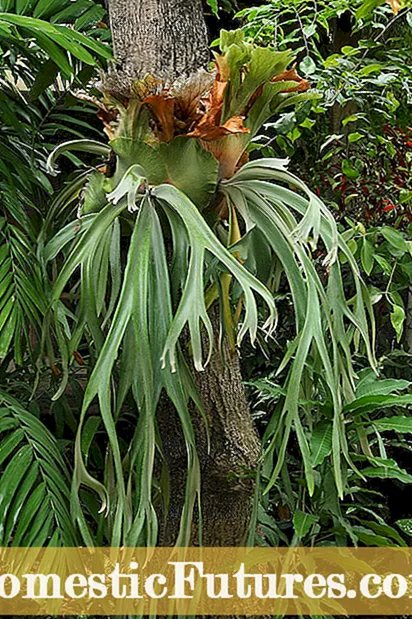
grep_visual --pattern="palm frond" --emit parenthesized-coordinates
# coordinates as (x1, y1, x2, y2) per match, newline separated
(0, 3, 111, 79)
(0, 1, 112, 365)
(0, 214, 47, 363)
(0, 392, 78, 546)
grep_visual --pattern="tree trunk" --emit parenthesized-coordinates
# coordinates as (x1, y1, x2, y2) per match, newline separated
(157, 309, 260, 547)
(106, 0, 261, 547)
(106, 0, 210, 88)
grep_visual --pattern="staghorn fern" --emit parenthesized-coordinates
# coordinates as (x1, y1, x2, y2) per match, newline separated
(44, 31, 375, 546)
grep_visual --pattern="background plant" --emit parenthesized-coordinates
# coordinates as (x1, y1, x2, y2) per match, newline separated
(0, 0, 111, 547)
(232, 0, 412, 548)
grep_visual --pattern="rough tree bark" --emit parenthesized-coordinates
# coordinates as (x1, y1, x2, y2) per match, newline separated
(105, 0, 261, 548)
(157, 309, 260, 547)
(107, 0, 210, 85)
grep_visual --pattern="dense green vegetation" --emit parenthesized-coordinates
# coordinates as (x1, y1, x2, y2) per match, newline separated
(0, 0, 411, 556)
(233, 0, 412, 547)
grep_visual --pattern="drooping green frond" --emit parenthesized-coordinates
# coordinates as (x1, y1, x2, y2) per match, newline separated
(153, 184, 277, 371)
(221, 158, 376, 497)
(47, 139, 112, 173)
(0, 392, 78, 547)
(44, 168, 280, 544)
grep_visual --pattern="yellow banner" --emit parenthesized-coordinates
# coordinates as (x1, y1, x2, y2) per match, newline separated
(1, 547, 412, 615)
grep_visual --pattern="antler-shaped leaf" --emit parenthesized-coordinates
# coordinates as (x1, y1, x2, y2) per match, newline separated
(47, 139, 111, 172)
(153, 184, 277, 372)
(222, 160, 375, 497)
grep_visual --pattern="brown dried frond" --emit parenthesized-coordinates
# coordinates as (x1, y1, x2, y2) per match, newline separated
(100, 68, 166, 101)
(97, 108, 119, 140)
(186, 76, 249, 141)
(189, 115, 248, 142)
(170, 70, 215, 118)
(387, 0, 401, 13)
(143, 94, 175, 142)
(271, 64, 310, 92)
(131, 74, 165, 99)
(213, 53, 230, 83)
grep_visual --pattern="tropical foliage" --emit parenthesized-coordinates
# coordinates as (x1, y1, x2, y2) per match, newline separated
(41, 27, 377, 546)
(0, 0, 110, 364)
(0, 0, 411, 558)
(233, 0, 412, 547)
(0, 0, 110, 546)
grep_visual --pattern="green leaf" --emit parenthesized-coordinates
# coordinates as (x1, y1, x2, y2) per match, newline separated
(50, 201, 127, 302)
(352, 525, 394, 547)
(356, 374, 410, 398)
(391, 304, 405, 342)
(153, 184, 277, 371)
(299, 55, 316, 76)
(342, 114, 365, 126)
(15, 0, 37, 14)
(374, 254, 392, 274)
(51, 0, 90, 23)
(111, 137, 219, 210)
(345, 394, 412, 414)
(361, 238, 374, 275)
(226, 46, 293, 119)
(362, 466, 412, 484)
(361, 521, 406, 546)
(400, 189, 412, 203)
(82, 170, 107, 214)
(0, 13, 111, 62)
(58, 25, 112, 60)
(381, 227, 408, 253)
(29, 59, 59, 99)
(74, 5, 105, 29)
(159, 137, 219, 209)
(0, 0, 14, 10)
(375, 417, 412, 434)
(293, 509, 319, 539)
(30, 28, 72, 77)
(356, 0, 384, 19)
(206, 0, 219, 16)
(81, 416, 101, 460)
(342, 159, 360, 180)
(47, 139, 111, 172)
(311, 421, 333, 466)
(348, 132, 363, 143)
(224, 158, 375, 498)
(33, 0, 68, 19)
(0, 393, 77, 547)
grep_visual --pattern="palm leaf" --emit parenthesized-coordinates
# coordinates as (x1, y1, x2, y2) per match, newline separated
(0, 205, 47, 363)
(0, 3, 112, 363)
(0, 392, 78, 546)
